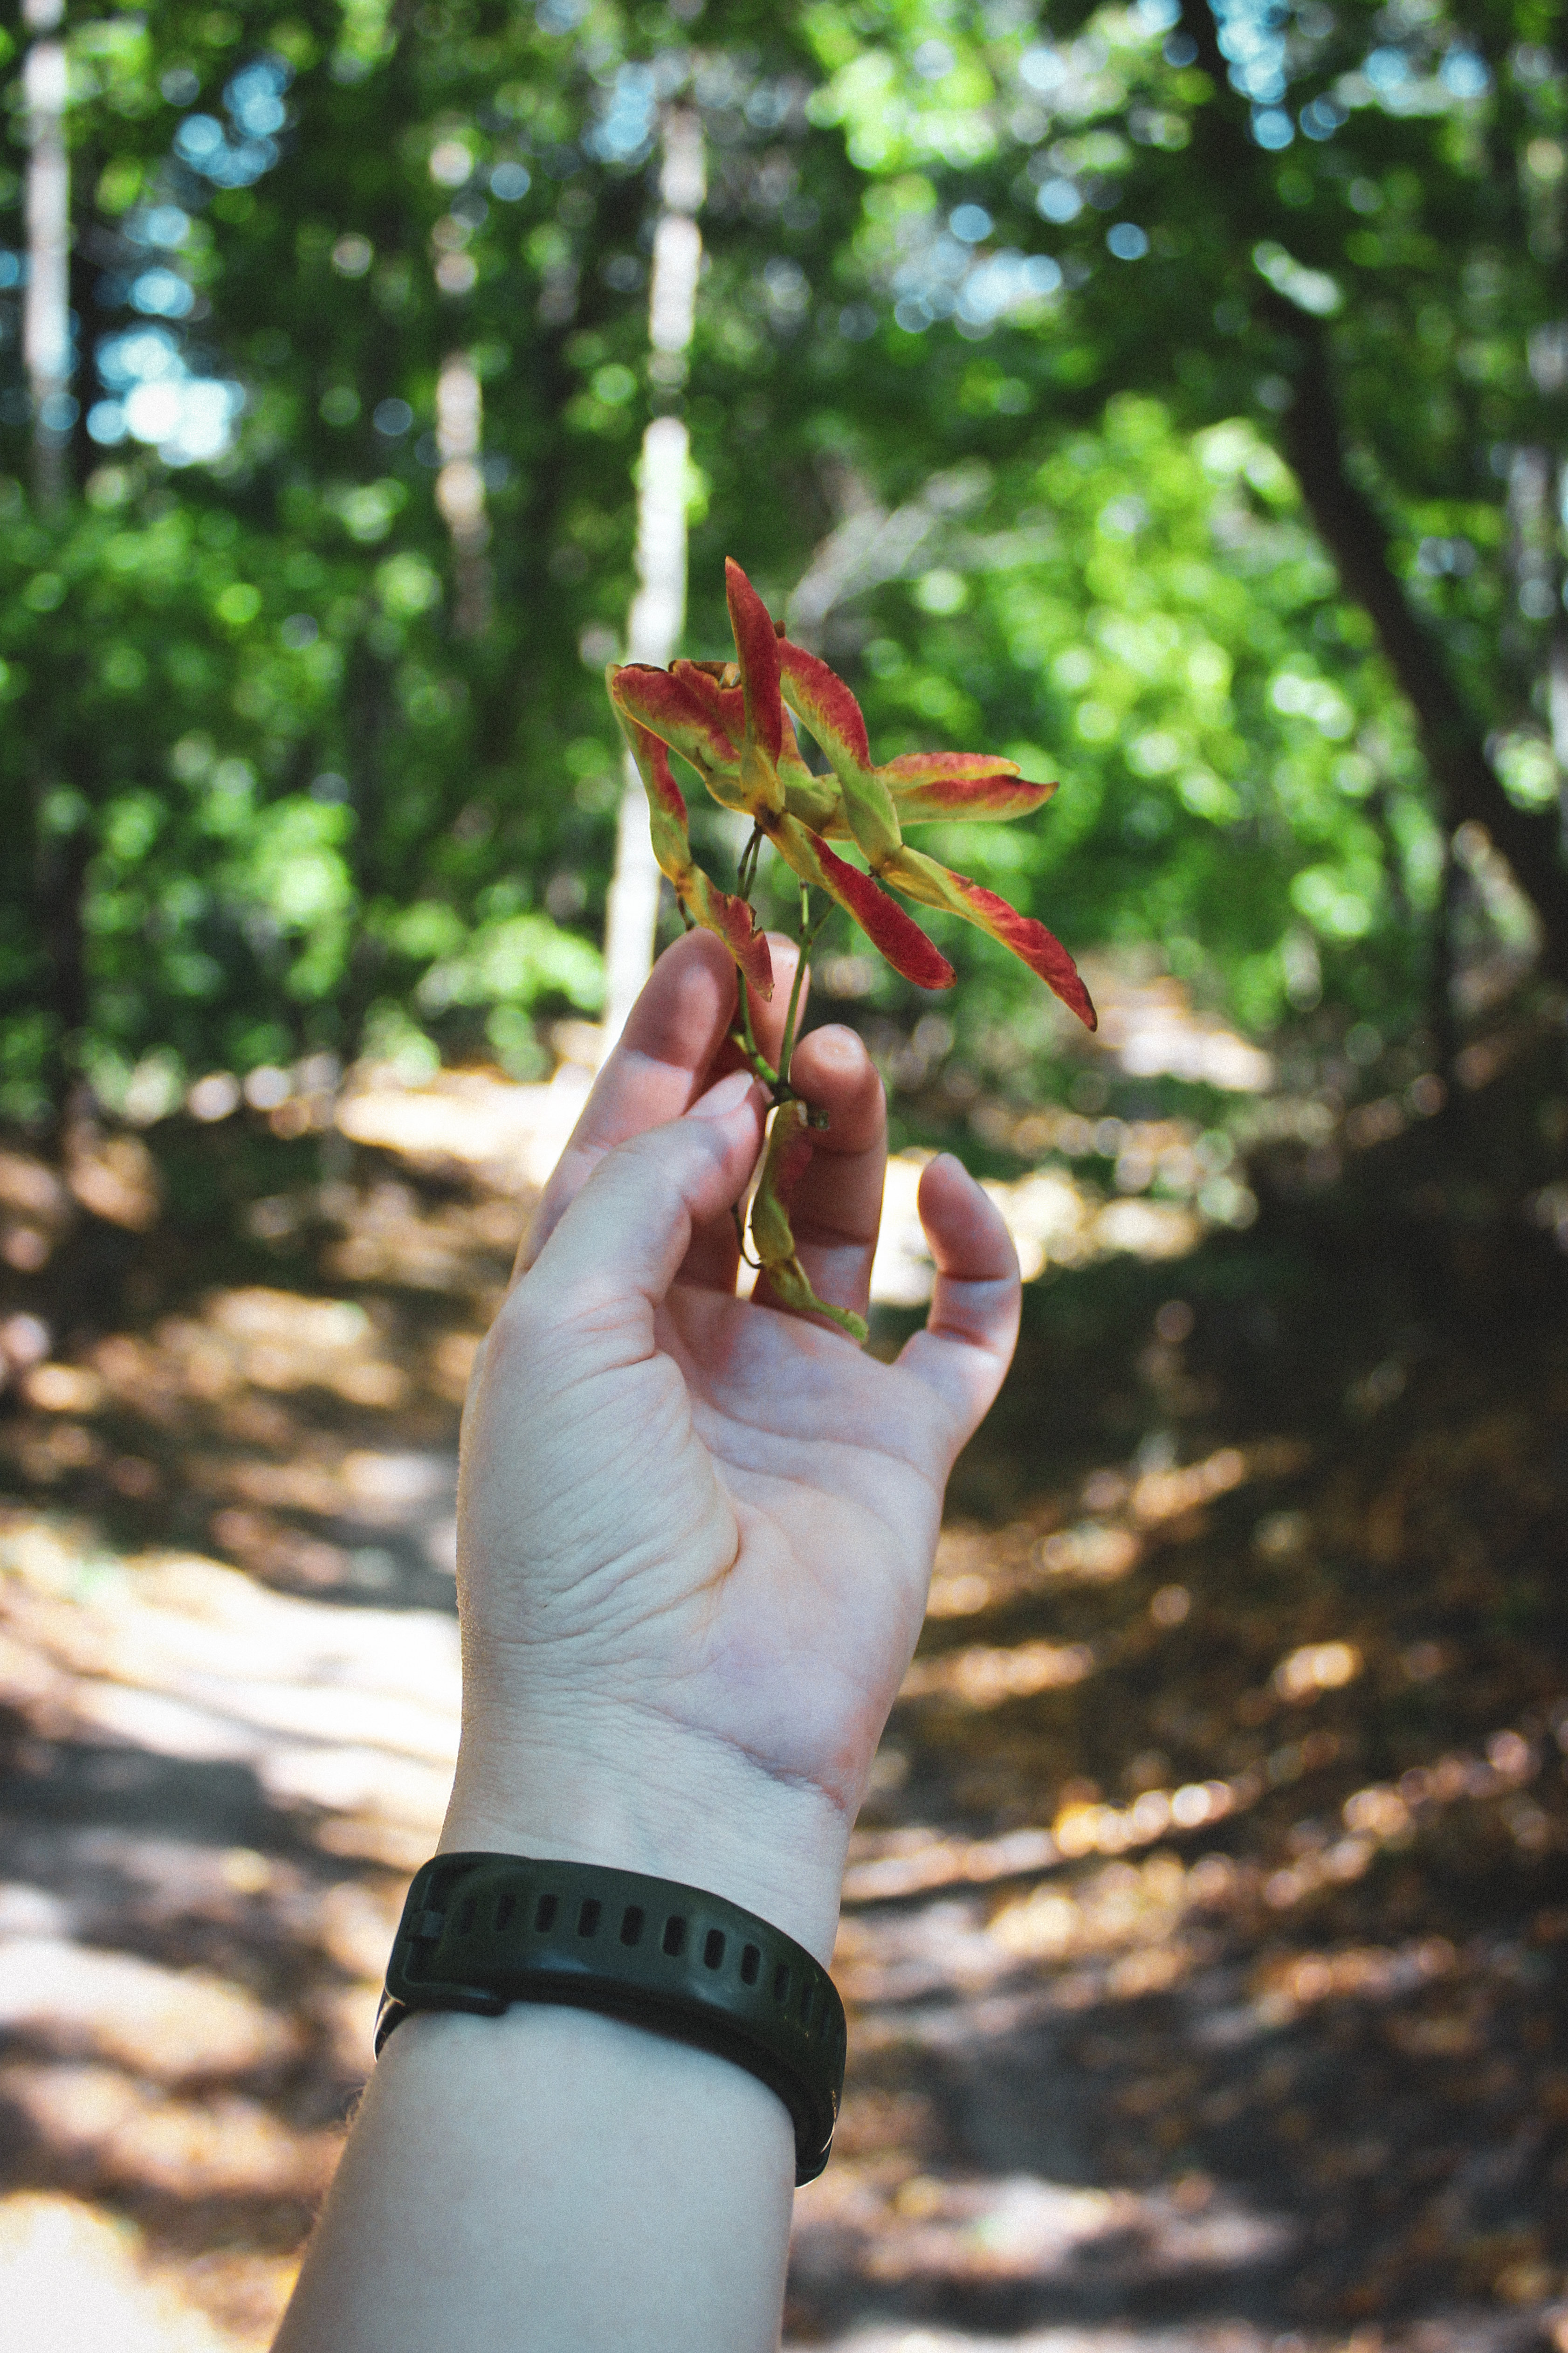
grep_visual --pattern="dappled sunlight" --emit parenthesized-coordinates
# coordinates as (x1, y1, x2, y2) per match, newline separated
(1085, 971, 1276, 1096)
(901, 1637, 1097, 1710)
(2, 1267, 476, 1594)
(795, 2165, 1292, 2297)
(923, 1442, 1305, 1622)
(0, 1511, 460, 1839)
(0, 1511, 461, 2336)
(2, 1254, 1565, 2347)
(0, 2194, 248, 2352)
(0, 1936, 296, 2079)
(270, 1028, 1267, 1311)
(0, 1038, 1566, 2347)
(871, 1150, 1218, 1307)
(2, 2066, 337, 2198)
(336, 1060, 592, 1191)
(790, 2332, 1279, 2353)
(840, 1707, 1555, 1919)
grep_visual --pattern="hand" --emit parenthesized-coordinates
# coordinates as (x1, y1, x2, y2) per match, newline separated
(444, 930, 1021, 1958)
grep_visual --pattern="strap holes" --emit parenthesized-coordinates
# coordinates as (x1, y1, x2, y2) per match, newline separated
(534, 1893, 558, 1932)
(495, 1895, 515, 1931)
(661, 1916, 687, 1958)
(458, 1897, 477, 1933)
(619, 1905, 644, 1946)
(773, 1964, 791, 2008)
(577, 1898, 601, 1938)
(799, 1980, 816, 2028)
(702, 1928, 725, 1971)
(740, 1942, 761, 1986)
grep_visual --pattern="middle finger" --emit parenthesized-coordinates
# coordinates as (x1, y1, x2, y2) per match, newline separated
(751, 1021, 887, 1326)
(678, 935, 809, 1292)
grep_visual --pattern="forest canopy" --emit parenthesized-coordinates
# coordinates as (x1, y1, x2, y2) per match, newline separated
(1, 0, 1563, 1132)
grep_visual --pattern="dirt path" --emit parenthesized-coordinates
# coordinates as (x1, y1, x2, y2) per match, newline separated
(0, 1097, 1565, 2351)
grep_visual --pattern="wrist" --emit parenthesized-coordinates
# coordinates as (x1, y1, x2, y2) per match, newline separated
(440, 1713, 849, 1964)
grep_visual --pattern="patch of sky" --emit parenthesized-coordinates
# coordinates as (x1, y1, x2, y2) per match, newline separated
(172, 57, 290, 189)
(1299, 95, 1347, 139)
(0, 252, 25, 290)
(895, 232, 1061, 333)
(1439, 47, 1489, 99)
(1252, 107, 1294, 147)
(1018, 46, 1067, 95)
(762, 257, 809, 317)
(1253, 240, 1340, 314)
(1212, 0, 1291, 107)
(957, 250, 1062, 327)
(1107, 222, 1148, 260)
(1362, 47, 1409, 97)
(912, 39, 956, 80)
(744, 82, 791, 131)
(130, 269, 195, 320)
(1036, 178, 1083, 224)
(92, 326, 243, 466)
(949, 205, 993, 244)
(97, 326, 185, 393)
(174, 113, 279, 186)
(130, 207, 192, 249)
(585, 62, 657, 165)
(226, 62, 289, 136)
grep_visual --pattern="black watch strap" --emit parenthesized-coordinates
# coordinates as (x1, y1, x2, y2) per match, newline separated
(376, 1851, 846, 2185)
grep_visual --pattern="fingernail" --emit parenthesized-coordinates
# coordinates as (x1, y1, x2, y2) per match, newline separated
(689, 1069, 757, 1121)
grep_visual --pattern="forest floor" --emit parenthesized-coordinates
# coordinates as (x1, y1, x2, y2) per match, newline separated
(0, 1046, 1565, 2353)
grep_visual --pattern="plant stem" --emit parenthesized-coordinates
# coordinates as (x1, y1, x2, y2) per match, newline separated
(729, 979, 777, 1088)
(736, 823, 762, 903)
(775, 882, 814, 1091)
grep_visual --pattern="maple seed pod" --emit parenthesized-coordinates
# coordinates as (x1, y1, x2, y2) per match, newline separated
(605, 557, 1094, 1032)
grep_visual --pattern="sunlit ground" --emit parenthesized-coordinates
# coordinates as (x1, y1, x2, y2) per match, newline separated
(0, 986, 1565, 2348)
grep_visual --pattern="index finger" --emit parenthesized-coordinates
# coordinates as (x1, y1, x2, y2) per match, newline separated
(515, 929, 738, 1277)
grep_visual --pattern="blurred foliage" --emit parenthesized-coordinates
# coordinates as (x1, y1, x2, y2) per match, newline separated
(823, 400, 1435, 1042)
(1, 0, 1565, 1125)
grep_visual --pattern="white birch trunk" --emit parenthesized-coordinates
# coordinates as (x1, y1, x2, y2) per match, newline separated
(23, 0, 69, 508)
(598, 108, 704, 1059)
(435, 351, 491, 636)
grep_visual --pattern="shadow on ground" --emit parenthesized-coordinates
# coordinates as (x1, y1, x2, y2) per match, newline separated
(0, 1080, 1564, 2350)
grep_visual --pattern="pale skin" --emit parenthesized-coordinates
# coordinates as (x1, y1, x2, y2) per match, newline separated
(273, 928, 1023, 2353)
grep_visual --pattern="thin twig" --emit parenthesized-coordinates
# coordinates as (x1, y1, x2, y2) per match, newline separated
(775, 884, 814, 1090)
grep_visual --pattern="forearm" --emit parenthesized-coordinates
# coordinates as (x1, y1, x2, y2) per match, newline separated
(273, 2001, 796, 2353)
(274, 1732, 843, 2353)
(269, 934, 1020, 2349)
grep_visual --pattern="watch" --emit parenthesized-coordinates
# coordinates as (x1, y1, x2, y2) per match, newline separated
(376, 1850, 847, 2185)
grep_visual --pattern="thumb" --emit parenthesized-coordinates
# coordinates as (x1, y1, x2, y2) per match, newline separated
(522, 1068, 764, 1322)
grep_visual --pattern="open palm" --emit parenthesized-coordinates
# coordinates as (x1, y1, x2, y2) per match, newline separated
(446, 932, 1020, 1959)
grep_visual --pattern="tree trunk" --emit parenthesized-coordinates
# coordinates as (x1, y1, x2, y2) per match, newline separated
(23, 0, 69, 510)
(435, 351, 491, 639)
(598, 107, 705, 1057)
(1279, 338, 1568, 982)
(33, 787, 90, 1134)
(1174, 0, 1568, 985)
